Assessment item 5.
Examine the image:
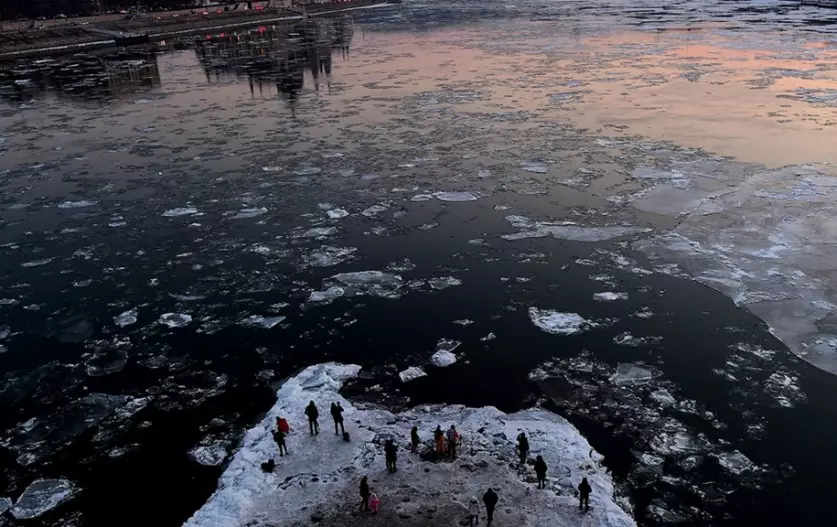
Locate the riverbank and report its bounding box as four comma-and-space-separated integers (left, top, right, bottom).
0, 1, 388, 59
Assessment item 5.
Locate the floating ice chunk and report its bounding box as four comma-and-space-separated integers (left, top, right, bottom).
633, 308, 654, 319
240, 315, 286, 329
231, 207, 268, 220
610, 363, 654, 386
84, 348, 128, 376
386, 258, 415, 272
428, 276, 462, 290
614, 332, 647, 346
294, 167, 321, 176
650, 389, 676, 407
261, 166, 282, 172
307, 246, 356, 267
411, 194, 434, 202
326, 208, 349, 219
504, 225, 650, 242
190, 444, 230, 467
436, 338, 461, 354
114, 308, 138, 327
528, 308, 591, 335
418, 223, 439, 230
361, 204, 389, 217
308, 286, 345, 304
329, 271, 403, 299
170, 293, 207, 302
433, 191, 478, 202
58, 200, 96, 209
0, 497, 10, 515
322, 152, 343, 159
399, 366, 427, 383
430, 350, 458, 367
21, 258, 53, 268
0, 325, 9, 340
163, 207, 198, 217
452, 319, 474, 326
158, 313, 192, 328
481, 332, 497, 341
299, 227, 338, 239
716, 450, 753, 475
10, 479, 76, 520
520, 162, 549, 173
764, 371, 806, 407
594, 292, 629, 301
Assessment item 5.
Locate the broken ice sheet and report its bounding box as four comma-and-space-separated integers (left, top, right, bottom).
158, 313, 192, 328
239, 315, 286, 329
327, 271, 404, 299
386, 258, 415, 272
399, 366, 427, 383
716, 450, 754, 475
610, 362, 655, 386
306, 246, 356, 267
10, 479, 76, 520
528, 308, 593, 335
428, 276, 462, 290
307, 286, 345, 305
189, 442, 230, 467
326, 208, 349, 219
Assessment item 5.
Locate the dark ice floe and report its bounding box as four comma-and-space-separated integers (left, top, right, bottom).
10, 479, 76, 520
528, 308, 594, 335
0, 497, 10, 515
610, 363, 655, 385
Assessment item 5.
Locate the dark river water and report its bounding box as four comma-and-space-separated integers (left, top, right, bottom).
2, 1, 837, 526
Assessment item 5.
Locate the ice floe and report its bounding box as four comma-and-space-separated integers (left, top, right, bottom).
326, 271, 404, 300
158, 313, 192, 328
189, 443, 230, 467
183, 363, 634, 527
361, 204, 389, 217
528, 308, 593, 335
239, 315, 286, 329
503, 216, 650, 242
306, 246, 356, 267
430, 350, 458, 367
307, 286, 345, 305
10, 479, 76, 520
593, 292, 629, 301
399, 365, 427, 383
230, 207, 267, 220
610, 363, 654, 386
163, 207, 199, 217
433, 191, 478, 202
428, 276, 462, 290
21, 258, 53, 268
58, 200, 96, 209
114, 308, 138, 328
326, 208, 349, 219
520, 162, 550, 173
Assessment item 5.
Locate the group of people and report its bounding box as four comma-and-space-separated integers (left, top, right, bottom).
273, 400, 595, 519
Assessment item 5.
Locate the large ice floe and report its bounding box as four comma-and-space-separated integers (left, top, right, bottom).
632, 162, 837, 374
184, 363, 634, 527
502, 215, 649, 242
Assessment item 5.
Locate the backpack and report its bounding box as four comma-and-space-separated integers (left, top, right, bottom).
343, 431, 350, 442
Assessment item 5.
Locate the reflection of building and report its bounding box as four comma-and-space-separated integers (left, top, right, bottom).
0, 52, 161, 103
194, 17, 353, 105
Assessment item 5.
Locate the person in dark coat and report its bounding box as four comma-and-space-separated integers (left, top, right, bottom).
517, 432, 529, 464
447, 425, 458, 460
359, 475, 370, 511
273, 428, 288, 456
579, 477, 592, 512
330, 402, 345, 435
534, 455, 547, 489
305, 401, 320, 435
483, 488, 498, 526
384, 438, 398, 473
410, 426, 420, 453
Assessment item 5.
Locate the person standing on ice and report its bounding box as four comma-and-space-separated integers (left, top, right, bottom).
384, 438, 398, 473
468, 497, 480, 526
447, 425, 459, 460
434, 425, 445, 455
369, 492, 380, 514
410, 426, 420, 453
483, 488, 498, 526
273, 428, 288, 456
305, 401, 320, 435
578, 477, 592, 512
534, 455, 548, 489
330, 402, 345, 436
517, 431, 529, 464
359, 476, 370, 511
276, 416, 290, 434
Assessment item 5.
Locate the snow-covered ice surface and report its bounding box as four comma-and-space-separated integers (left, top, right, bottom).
528, 308, 594, 335
184, 364, 634, 527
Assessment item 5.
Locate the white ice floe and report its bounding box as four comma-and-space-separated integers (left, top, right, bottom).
433, 191, 478, 202
613, 332, 660, 347
326, 208, 349, 219
189, 443, 230, 467
298, 227, 338, 239
58, 200, 96, 209
163, 207, 199, 217
410, 194, 434, 202
528, 308, 592, 335
716, 450, 754, 475
328, 271, 404, 299
307, 286, 345, 305
239, 315, 286, 329
481, 332, 497, 341
593, 292, 629, 302
428, 276, 462, 290
430, 350, 458, 367
21, 258, 53, 268
307, 246, 356, 267
452, 319, 474, 326
114, 308, 138, 328
294, 167, 322, 176
183, 363, 634, 527
10, 479, 76, 520
504, 224, 650, 242
361, 204, 389, 217
231, 207, 268, 220
610, 363, 654, 386
261, 166, 282, 172
520, 162, 550, 174
398, 365, 428, 383
158, 313, 192, 328
650, 389, 676, 407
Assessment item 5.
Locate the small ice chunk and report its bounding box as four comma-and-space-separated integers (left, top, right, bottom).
330, 271, 403, 299
614, 332, 659, 347
716, 450, 753, 475
430, 350, 458, 367
58, 200, 96, 209
433, 191, 478, 202
10, 479, 76, 519
503, 225, 650, 242
261, 166, 282, 172
452, 319, 474, 326
520, 162, 549, 173
593, 292, 629, 301
428, 276, 462, 290
21, 258, 53, 268
231, 207, 267, 220
481, 332, 497, 341
300, 227, 338, 239
610, 363, 654, 385
399, 366, 427, 383
294, 167, 322, 176
189, 444, 229, 467
0, 325, 9, 340
411, 194, 434, 202
114, 308, 138, 328
326, 208, 349, 219
386, 258, 416, 272
158, 313, 192, 328
163, 207, 198, 217
0, 497, 10, 515
308, 286, 345, 304
84, 348, 128, 376
308, 246, 356, 267
528, 308, 591, 335
240, 315, 286, 329
361, 204, 389, 217
435, 338, 461, 354
650, 389, 676, 407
